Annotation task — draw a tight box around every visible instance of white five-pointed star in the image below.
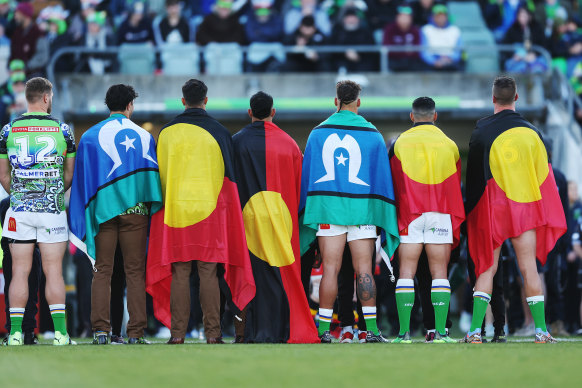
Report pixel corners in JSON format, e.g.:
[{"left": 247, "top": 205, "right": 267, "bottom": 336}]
[
  {"left": 120, "top": 135, "right": 136, "bottom": 152},
  {"left": 336, "top": 153, "right": 348, "bottom": 166}
]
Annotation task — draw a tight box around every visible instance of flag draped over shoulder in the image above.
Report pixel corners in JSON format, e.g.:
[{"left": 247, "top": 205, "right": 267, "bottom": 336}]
[
  {"left": 68, "top": 115, "right": 163, "bottom": 262},
  {"left": 146, "top": 108, "right": 255, "bottom": 328},
  {"left": 389, "top": 123, "right": 465, "bottom": 247},
  {"left": 299, "top": 110, "right": 399, "bottom": 258},
  {"left": 233, "top": 121, "right": 319, "bottom": 344},
  {"left": 466, "top": 110, "right": 567, "bottom": 277}
]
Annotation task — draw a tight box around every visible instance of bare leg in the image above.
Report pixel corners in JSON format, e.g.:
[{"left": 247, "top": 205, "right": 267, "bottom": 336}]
[
  {"left": 426, "top": 244, "right": 451, "bottom": 279},
  {"left": 8, "top": 243, "right": 35, "bottom": 308},
  {"left": 474, "top": 246, "right": 501, "bottom": 294},
  {"left": 512, "top": 230, "right": 542, "bottom": 297},
  {"left": 349, "top": 238, "right": 376, "bottom": 307},
  {"left": 38, "top": 242, "right": 67, "bottom": 305},
  {"left": 398, "top": 243, "right": 423, "bottom": 280},
  {"left": 318, "top": 234, "right": 346, "bottom": 309}
]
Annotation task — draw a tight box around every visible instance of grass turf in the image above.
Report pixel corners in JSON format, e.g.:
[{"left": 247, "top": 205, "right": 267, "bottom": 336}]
[{"left": 0, "top": 338, "right": 579, "bottom": 388}]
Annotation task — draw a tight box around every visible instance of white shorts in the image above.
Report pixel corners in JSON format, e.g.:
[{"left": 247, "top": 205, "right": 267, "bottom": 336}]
[
  {"left": 2, "top": 208, "right": 69, "bottom": 243},
  {"left": 399, "top": 212, "right": 452, "bottom": 244},
  {"left": 316, "top": 224, "right": 377, "bottom": 242}
]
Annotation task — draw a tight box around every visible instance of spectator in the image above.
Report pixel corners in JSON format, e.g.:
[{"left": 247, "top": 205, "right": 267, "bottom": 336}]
[
  {"left": 533, "top": 0, "right": 570, "bottom": 38},
  {"left": 330, "top": 7, "right": 377, "bottom": 72},
  {"left": 0, "top": 60, "right": 25, "bottom": 127},
  {"left": 558, "top": 17, "right": 582, "bottom": 76},
  {"left": 245, "top": 0, "right": 284, "bottom": 43},
  {"left": 284, "top": 15, "right": 330, "bottom": 72},
  {"left": 10, "top": 2, "right": 49, "bottom": 76},
  {"left": 502, "top": 7, "right": 547, "bottom": 72},
  {"left": 321, "top": 0, "right": 368, "bottom": 26},
  {"left": 117, "top": 1, "right": 154, "bottom": 45},
  {"left": 284, "top": 0, "right": 331, "bottom": 37},
  {"left": 195, "top": 0, "right": 245, "bottom": 46},
  {"left": 480, "top": 0, "right": 503, "bottom": 31},
  {"left": 155, "top": 0, "right": 189, "bottom": 45},
  {"left": 367, "top": 0, "right": 400, "bottom": 32},
  {"left": 411, "top": 0, "right": 435, "bottom": 27},
  {"left": 492, "top": 0, "right": 522, "bottom": 42},
  {"left": 420, "top": 4, "right": 462, "bottom": 71},
  {"left": 83, "top": 11, "right": 116, "bottom": 74},
  {"left": 0, "top": 0, "right": 14, "bottom": 37},
  {"left": 383, "top": 5, "right": 422, "bottom": 71},
  {"left": 38, "top": 5, "right": 75, "bottom": 72}
]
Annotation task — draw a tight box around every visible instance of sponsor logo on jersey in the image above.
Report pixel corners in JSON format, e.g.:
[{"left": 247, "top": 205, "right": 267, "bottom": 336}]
[
  {"left": 8, "top": 217, "right": 16, "bottom": 232},
  {"left": 12, "top": 126, "right": 59, "bottom": 133},
  {"left": 14, "top": 169, "right": 60, "bottom": 179},
  {"left": 319, "top": 224, "right": 331, "bottom": 230},
  {"left": 429, "top": 227, "right": 449, "bottom": 236},
  {"left": 45, "top": 226, "right": 66, "bottom": 235},
  {"left": 401, "top": 227, "right": 408, "bottom": 236}
]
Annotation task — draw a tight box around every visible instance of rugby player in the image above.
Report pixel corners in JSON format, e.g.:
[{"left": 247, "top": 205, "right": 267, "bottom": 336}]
[{"left": 0, "top": 77, "right": 75, "bottom": 346}]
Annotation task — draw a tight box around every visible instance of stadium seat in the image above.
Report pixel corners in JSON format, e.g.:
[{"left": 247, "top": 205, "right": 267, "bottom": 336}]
[
  {"left": 247, "top": 42, "right": 286, "bottom": 66},
  {"left": 118, "top": 43, "right": 156, "bottom": 75},
  {"left": 161, "top": 43, "right": 200, "bottom": 75},
  {"left": 448, "top": 1, "right": 487, "bottom": 29},
  {"left": 203, "top": 43, "right": 243, "bottom": 75}
]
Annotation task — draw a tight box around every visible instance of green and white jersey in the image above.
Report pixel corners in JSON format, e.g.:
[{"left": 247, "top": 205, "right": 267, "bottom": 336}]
[{"left": 0, "top": 112, "right": 76, "bottom": 214}]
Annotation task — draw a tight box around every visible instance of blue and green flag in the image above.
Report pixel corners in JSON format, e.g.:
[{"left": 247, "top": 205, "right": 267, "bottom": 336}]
[
  {"left": 299, "top": 110, "right": 399, "bottom": 257},
  {"left": 68, "top": 114, "right": 163, "bottom": 263}
]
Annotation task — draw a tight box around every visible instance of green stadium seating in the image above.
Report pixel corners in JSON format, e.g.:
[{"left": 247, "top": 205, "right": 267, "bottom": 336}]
[{"left": 118, "top": 43, "right": 156, "bottom": 75}]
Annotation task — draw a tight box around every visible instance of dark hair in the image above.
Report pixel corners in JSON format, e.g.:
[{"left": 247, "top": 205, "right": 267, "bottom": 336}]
[
  {"left": 412, "top": 96, "right": 436, "bottom": 119},
  {"left": 25, "top": 77, "right": 52, "bottom": 104},
  {"left": 301, "top": 15, "right": 315, "bottom": 27},
  {"left": 166, "top": 0, "right": 180, "bottom": 7},
  {"left": 182, "top": 79, "right": 208, "bottom": 107},
  {"left": 336, "top": 80, "right": 361, "bottom": 107},
  {"left": 105, "top": 84, "right": 138, "bottom": 112},
  {"left": 493, "top": 76, "right": 517, "bottom": 106},
  {"left": 250, "top": 91, "right": 273, "bottom": 120}
]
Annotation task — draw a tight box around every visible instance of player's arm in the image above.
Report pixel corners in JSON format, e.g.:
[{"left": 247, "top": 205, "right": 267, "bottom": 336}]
[
  {"left": 0, "top": 158, "right": 10, "bottom": 193},
  {"left": 62, "top": 123, "right": 76, "bottom": 191}
]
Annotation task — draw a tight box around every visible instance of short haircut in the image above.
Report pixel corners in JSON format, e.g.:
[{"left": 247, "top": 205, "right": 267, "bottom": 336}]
[
  {"left": 250, "top": 91, "right": 273, "bottom": 120},
  {"left": 166, "top": 0, "right": 180, "bottom": 7},
  {"left": 182, "top": 79, "right": 208, "bottom": 107},
  {"left": 336, "top": 80, "right": 361, "bottom": 105},
  {"left": 25, "top": 77, "right": 52, "bottom": 104},
  {"left": 105, "top": 84, "right": 138, "bottom": 112},
  {"left": 412, "top": 96, "right": 436, "bottom": 119},
  {"left": 493, "top": 76, "right": 517, "bottom": 106}
]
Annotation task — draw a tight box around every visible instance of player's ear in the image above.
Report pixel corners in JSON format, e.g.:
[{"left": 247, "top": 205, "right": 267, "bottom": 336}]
[
  {"left": 271, "top": 108, "right": 276, "bottom": 118},
  {"left": 334, "top": 97, "right": 338, "bottom": 107},
  {"left": 409, "top": 112, "right": 414, "bottom": 122},
  {"left": 181, "top": 97, "right": 186, "bottom": 107},
  {"left": 356, "top": 98, "right": 361, "bottom": 107},
  {"left": 492, "top": 95, "right": 497, "bottom": 104},
  {"left": 515, "top": 93, "right": 519, "bottom": 101},
  {"left": 247, "top": 108, "right": 253, "bottom": 119},
  {"left": 204, "top": 96, "right": 209, "bottom": 106},
  {"left": 433, "top": 112, "right": 438, "bottom": 122}
]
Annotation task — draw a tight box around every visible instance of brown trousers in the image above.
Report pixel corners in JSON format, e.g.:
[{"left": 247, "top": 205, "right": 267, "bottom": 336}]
[
  {"left": 91, "top": 214, "right": 148, "bottom": 338},
  {"left": 170, "top": 261, "right": 221, "bottom": 339}
]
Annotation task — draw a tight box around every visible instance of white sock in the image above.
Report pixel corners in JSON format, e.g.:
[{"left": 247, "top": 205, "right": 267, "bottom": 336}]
[{"left": 341, "top": 325, "right": 353, "bottom": 335}]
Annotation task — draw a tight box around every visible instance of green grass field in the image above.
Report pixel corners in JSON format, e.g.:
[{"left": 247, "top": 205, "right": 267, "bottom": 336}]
[{"left": 1, "top": 338, "right": 580, "bottom": 388}]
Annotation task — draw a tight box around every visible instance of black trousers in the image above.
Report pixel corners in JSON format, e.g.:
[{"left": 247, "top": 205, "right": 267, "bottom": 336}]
[
  {"left": 2, "top": 238, "right": 42, "bottom": 333},
  {"left": 544, "top": 251, "right": 566, "bottom": 323},
  {"left": 74, "top": 250, "right": 93, "bottom": 336},
  {"left": 110, "top": 245, "right": 126, "bottom": 337}
]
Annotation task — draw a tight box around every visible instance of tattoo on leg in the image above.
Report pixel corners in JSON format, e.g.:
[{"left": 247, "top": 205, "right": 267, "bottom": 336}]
[{"left": 356, "top": 273, "right": 376, "bottom": 302}]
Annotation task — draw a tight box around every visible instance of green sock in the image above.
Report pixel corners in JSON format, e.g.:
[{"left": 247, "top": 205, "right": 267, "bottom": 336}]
[
  {"left": 50, "top": 304, "right": 67, "bottom": 335},
  {"left": 431, "top": 279, "right": 451, "bottom": 335},
  {"left": 395, "top": 279, "right": 415, "bottom": 335},
  {"left": 527, "top": 296, "right": 547, "bottom": 332},
  {"left": 362, "top": 306, "right": 379, "bottom": 334},
  {"left": 318, "top": 308, "right": 332, "bottom": 335},
  {"left": 470, "top": 292, "right": 491, "bottom": 333},
  {"left": 9, "top": 308, "right": 24, "bottom": 335}
]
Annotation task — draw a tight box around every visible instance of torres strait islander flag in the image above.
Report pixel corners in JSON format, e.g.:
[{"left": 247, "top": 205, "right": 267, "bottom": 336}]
[
  {"left": 299, "top": 110, "right": 400, "bottom": 258},
  {"left": 68, "top": 114, "right": 163, "bottom": 263},
  {"left": 465, "top": 110, "right": 567, "bottom": 277},
  {"left": 389, "top": 123, "right": 465, "bottom": 247},
  {"left": 233, "top": 121, "right": 319, "bottom": 343},
  {"left": 146, "top": 108, "right": 255, "bottom": 328}
]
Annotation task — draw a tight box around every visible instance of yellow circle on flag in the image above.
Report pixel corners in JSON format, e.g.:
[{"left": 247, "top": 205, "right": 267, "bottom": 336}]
[
  {"left": 395, "top": 125, "right": 459, "bottom": 184},
  {"left": 489, "top": 127, "right": 549, "bottom": 203},
  {"left": 158, "top": 123, "right": 225, "bottom": 228},
  {"left": 242, "top": 191, "right": 295, "bottom": 268}
]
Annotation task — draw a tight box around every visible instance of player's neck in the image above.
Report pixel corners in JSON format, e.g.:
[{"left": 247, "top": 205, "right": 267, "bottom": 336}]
[
  {"left": 26, "top": 105, "right": 48, "bottom": 114},
  {"left": 110, "top": 111, "right": 130, "bottom": 118},
  {"left": 252, "top": 117, "right": 273, "bottom": 123},
  {"left": 338, "top": 107, "right": 358, "bottom": 114},
  {"left": 493, "top": 104, "right": 515, "bottom": 114}
]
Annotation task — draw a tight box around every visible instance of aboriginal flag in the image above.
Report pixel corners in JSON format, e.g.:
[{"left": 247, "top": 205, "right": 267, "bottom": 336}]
[
  {"left": 389, "top": 123, "right": 465, "bottom": 247},
  {"left": 146, "top": 108, "right": 255, "bottom": 328},
  {"left": 465, "top": 110, "right": 567, "bottom": 277},
  {"left": 233, "top": 121, "right": 319, "bottom": 343}
]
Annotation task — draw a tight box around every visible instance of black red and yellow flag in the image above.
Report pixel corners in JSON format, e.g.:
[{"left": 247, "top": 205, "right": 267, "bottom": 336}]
[
  {"left": 465, "top": 110, "right": 567, "bottom": 276},
  {"left": 233, "top": 121, "right": 319, "bottom": 343},
  {"left": 146, "top": 108, "right": 255, "bottom": 328},
  {"left": 389, "top": 123, "right": 465, "bottom": 247}
]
